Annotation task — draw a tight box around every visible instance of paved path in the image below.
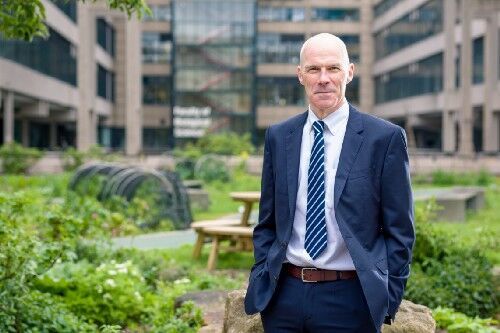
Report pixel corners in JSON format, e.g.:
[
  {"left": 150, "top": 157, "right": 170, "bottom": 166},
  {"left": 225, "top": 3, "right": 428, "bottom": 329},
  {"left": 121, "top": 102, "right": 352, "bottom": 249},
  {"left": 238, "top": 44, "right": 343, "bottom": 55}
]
[
  {"left": 112, "top": 229, "right": 197, "bottom": 250},
  {"left": 112, "top": 212, "right": 258, "bottom": 250}
]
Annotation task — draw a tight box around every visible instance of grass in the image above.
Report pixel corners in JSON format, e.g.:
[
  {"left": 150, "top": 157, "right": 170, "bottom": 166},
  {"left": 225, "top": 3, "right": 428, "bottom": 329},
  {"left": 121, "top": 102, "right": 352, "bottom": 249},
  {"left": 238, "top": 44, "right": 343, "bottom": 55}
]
[
  {"left": 429, "top": 181, "right": 500, "bottom": 265},
  {"left": 192, "top": 169, "right": 261, "bottom": 221}
]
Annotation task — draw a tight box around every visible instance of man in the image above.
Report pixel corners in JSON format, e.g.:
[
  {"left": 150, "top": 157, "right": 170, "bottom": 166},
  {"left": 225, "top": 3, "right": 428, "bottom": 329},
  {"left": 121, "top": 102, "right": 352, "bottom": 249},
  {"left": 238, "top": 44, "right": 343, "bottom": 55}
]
[{"left": 244, "top": 33, "right": 415, "bottom": 332}]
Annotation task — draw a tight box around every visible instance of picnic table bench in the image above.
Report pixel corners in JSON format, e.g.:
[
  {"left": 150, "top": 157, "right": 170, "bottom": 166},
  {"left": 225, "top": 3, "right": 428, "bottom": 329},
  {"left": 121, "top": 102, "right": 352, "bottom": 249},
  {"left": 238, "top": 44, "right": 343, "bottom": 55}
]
[
  {"left": 202, "top": 226, "right": 254, "bottom": 270},
  {"left": 191, "top": 191, "right": 260, "bottom": 270}
]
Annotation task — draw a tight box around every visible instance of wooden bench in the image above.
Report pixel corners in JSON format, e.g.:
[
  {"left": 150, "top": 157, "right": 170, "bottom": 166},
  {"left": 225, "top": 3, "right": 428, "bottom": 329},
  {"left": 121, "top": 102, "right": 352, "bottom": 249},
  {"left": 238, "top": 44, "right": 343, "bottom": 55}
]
[
  {"left": 191, "top": 219, "right": 241, "bottom": 259},
  {"left": 202, "top": 226, "right": 254, "bottom": 270}
]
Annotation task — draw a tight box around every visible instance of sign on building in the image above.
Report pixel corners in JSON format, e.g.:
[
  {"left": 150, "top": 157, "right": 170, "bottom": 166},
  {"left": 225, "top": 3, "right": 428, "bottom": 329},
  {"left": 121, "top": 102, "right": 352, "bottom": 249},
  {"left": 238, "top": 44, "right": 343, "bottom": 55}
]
[{"left": 173, "top": 106, "right": 212, "bottom": 138}]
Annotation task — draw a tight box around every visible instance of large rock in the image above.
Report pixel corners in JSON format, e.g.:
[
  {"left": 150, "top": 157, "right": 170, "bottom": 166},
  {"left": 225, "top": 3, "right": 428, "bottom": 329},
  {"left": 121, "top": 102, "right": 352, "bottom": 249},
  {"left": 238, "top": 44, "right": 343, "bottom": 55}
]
[{"left": 223, "top": 290, "right": 435, "bottom": 333}]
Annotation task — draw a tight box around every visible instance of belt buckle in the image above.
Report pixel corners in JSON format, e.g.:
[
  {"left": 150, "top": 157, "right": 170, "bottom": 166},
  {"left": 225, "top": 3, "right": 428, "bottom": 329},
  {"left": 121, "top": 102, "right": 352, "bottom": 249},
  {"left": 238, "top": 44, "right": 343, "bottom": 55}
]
[{"left": 301, "top": 267, "right": 317, "bottom": 282}]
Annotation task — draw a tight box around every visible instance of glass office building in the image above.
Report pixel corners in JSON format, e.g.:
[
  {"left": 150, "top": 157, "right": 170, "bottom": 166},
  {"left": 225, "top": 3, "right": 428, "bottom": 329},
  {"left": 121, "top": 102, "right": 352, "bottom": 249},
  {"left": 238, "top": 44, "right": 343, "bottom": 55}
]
[
  {"left": 2, "top": 0, "right": 497, "bottom": 154},
  {"left": 172, "top": 0, "right": 256, "bottom": 143}
]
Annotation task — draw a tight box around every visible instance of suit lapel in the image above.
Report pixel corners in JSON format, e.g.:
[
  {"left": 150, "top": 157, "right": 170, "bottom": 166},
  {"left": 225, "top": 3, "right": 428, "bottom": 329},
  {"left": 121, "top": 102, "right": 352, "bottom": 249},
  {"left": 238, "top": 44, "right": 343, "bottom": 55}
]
[
  {"left": 286, "top": 112, "right": 307, "bottom": 221},
  {"left": 334, "top": 105, "right": 364, "bottom": 208}
]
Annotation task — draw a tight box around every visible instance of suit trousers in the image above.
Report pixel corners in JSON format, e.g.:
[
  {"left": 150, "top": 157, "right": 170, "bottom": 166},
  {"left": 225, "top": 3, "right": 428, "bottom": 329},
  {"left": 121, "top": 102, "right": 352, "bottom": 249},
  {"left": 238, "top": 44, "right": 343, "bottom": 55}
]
[{"left": 260, "top": 270, "right": 377, "bottom": 333}]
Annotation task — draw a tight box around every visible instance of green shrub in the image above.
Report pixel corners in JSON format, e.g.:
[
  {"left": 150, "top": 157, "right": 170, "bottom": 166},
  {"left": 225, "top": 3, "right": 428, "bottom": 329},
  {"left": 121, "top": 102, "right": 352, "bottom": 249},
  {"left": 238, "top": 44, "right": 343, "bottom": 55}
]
[
  {"left": 35, "top": 260, "right": 151, "bottom": 327},
  {"left": 62, "top": 147, "right": 86, "bottom": 171},
  {"left": 0, "top": 142, "right": 42, "bottom": 174},
  {"left": 408, "top": 200, "right": 499, "bottom": 318},
  {"left": 430, "top": 170, "right": 494, "bottom": 186},
  {"left": 194, "top": 155, "right": 230, "bottom": 183},
  {"left": 406, "top": 248, "right": 497, "bottom": 318},
  {"left": 433, "top": 307, "right": 499, "bottom": 333},
  {"left": 197, "top": 132, "right": 254, "bottom": 155}
]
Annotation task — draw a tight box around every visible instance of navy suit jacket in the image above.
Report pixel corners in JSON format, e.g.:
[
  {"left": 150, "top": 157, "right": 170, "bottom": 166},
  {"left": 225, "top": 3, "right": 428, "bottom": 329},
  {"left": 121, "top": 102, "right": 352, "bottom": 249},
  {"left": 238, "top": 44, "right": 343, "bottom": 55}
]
[{"left": 244, "top": 105, "right": 415, "bottom": 330}]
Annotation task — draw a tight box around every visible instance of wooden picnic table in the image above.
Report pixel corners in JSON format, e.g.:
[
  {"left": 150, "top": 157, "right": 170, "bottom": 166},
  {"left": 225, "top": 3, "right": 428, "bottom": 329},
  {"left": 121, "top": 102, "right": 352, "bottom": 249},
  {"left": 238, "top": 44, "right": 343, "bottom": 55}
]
[
  {"left": 190, "top": 191, "right": 261, "bottom": 270},
  {"left": 230, "top": 191, "right": 261, "bottom": 226}
]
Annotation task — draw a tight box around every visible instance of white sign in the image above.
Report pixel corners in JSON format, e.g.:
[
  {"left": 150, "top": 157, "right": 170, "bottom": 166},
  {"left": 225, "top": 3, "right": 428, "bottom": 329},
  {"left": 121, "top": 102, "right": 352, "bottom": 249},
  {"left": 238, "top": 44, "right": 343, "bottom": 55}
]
[{"left": 173, "top": 106, "right": 212, "bottom": 138}]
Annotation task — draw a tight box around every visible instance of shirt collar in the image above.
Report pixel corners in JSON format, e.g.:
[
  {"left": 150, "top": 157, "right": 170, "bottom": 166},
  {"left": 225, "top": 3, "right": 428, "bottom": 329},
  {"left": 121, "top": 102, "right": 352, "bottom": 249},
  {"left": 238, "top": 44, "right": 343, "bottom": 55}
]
[{"left": 306, "top": 100, "right": 350, "bottom": 135}]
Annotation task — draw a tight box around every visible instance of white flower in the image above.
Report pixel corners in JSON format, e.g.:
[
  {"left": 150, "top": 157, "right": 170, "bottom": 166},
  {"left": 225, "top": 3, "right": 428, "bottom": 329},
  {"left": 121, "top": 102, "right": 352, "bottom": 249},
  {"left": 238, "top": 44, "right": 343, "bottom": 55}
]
[
  {"left": 174, "top": 278, "right": 191, "bottom": 285},
  {"left": 96, "top": 285, "right": 103, "bottom": 294},
  {"left": 103, "top": 293, "right": 112, "bottom": 300},
  {"left": 105, "top": 279, "right": 116, "bottom": 287},
  {"left": 134, "top": 291, "right": 143, "bottom": 301},
  {"left": 108, "top": 270, "right": 117, "bottom": 276}
]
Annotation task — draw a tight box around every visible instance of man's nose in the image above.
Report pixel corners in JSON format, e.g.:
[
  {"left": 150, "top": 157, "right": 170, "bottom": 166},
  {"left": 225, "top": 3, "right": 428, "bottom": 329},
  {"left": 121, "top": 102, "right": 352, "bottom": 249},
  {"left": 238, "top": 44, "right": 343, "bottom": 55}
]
[{"left": 318, "top": 68, "right": 330, "bottom": 84}]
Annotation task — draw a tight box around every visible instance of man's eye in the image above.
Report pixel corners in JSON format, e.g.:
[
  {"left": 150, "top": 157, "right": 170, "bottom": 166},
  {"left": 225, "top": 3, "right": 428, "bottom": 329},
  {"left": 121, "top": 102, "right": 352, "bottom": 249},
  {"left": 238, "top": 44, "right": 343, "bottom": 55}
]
[{"left": 308, "top": 68, "right": 319, "bottom": 73}]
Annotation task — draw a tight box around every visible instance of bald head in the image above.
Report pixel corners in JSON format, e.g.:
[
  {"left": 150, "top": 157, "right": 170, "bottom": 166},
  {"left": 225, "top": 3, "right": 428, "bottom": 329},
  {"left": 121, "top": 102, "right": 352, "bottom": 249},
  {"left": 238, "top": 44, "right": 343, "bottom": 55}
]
[{"left": 299, "top": 33, "right": 350, "bottom": 68}]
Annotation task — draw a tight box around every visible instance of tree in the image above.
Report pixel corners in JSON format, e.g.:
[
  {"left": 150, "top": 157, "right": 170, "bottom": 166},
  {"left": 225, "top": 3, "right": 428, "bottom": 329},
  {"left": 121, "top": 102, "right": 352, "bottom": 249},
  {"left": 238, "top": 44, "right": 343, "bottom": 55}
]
[{"left": 0, "top": 0, "right": 150, "bottom": 41}]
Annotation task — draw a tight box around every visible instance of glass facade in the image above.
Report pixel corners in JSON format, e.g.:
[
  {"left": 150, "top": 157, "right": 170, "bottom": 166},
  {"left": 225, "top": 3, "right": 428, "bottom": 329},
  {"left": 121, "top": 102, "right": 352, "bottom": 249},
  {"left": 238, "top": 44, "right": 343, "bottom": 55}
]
[
  {"left": 311, "top": 8, "right": 359, "bottom": 22},
  {"left": 375, "top": 0, "right": 443, "bottom": 59},
  {"left": 346, "top": 77, "right": 359, "bottom": 105},
  {"left": 143, "top": 4, "right": 171, "bottom": 21},
  {"left": 455, "top": 37, "right": 484, "bottom": 86},
  {"left": 258, "top": 6, "right": 305, "bottom": 22},
  {"left": 29, "top": 122, "right": 50, "bottom": 149},
  {"left": 49, "top": 0, "right": 77, "bottom": 22},
  {"left": 375, "top": 53, "right": 443, "bottom": 103},
  {"left": 97, "top": 18, "right": 115, "bottom": 57},
  {"left": 142, "top": 32, "right": 172, "bottom": 63},
  {"left": 173, "top": 0, "right": 256, "bottom": 138},
  {"left": 0, "top": 28, "right": 77, "bottom": 86},
  {"left": 97, "top": 65, "right": 115, "bottom": 102},
  {"left": 98, "top": 127, "right": 125, "bottom": 150},
  {"left": 257, "top": 33, "right": 303, "bottom": 64},
  {"left": 143, "top": 128, "right": 170, "bottom": 150},
  {"left": 374, "top": 0, "right": 404, "bottom": 17},
  {"left": 341, "top": 34, "right": 360, "bottom": 63},
  {"left": 143, "top": 76, "right": 171, "bottom": 105},
  {"left": 258, "top": 77, "right": 304, "bottom": 106}
]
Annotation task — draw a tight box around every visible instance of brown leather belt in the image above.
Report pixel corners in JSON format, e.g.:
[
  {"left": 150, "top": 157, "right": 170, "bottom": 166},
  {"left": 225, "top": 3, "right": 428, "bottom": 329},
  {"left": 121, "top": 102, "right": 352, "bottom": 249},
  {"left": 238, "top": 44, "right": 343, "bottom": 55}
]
[{"left": 285, "top": 263, "right": 357, "bottom": 282}]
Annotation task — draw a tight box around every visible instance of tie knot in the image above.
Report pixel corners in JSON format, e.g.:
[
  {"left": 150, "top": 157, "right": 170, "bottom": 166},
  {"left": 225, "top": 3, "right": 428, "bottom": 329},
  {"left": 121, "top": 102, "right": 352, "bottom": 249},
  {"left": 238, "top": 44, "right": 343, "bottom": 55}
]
[{"left": 313, "top": 120, "right": 325, "bottom": 134}]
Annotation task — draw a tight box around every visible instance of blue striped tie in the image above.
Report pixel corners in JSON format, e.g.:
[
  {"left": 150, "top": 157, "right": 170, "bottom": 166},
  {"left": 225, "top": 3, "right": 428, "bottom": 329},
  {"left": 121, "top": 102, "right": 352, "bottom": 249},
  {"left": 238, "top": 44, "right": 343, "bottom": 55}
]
[{"left": 305, "top": 120, "right": 327, "bottom": 260}]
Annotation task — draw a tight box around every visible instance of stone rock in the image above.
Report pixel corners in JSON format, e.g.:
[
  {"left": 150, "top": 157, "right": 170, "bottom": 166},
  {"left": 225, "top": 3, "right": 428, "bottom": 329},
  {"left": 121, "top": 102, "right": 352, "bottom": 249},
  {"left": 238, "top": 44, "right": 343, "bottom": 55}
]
[
  {"left": 382, "top": 300, "right": 436, "bottom": 333},
  {"left": 223, "top": 290, "right": 435, "bottom": 333}
]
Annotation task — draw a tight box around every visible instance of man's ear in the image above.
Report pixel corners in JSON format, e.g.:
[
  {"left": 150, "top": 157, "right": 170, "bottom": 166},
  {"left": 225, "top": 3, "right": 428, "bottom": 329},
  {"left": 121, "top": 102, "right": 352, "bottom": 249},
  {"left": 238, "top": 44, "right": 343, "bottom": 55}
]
[
  {"left": 347, "top": 63, "right": 355, "bottom": 83},
  {"left": 297, "top": 65, "right": 304, "bottom": 85}
]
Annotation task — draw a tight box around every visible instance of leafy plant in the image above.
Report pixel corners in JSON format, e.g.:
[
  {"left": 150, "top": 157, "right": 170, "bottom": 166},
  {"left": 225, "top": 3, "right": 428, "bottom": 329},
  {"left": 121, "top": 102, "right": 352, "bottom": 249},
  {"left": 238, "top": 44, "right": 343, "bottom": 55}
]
[
  {"left": 0, "top": 0, "right": 150, "bottom": 41},
  {"left": 194, "top": 155, "right": 230, "bottom": 183},
  {"left": 407, "top": 199, "right": 499, "bottom": 318},
  {"left": 0, "top": 142, "right": 42, "bottom": 174},
  {"left": 433, "top": 307, "right": 499, "bottom": 333},
  {"left": 62, "top": 147, "right": 86, "bottom": 171}
]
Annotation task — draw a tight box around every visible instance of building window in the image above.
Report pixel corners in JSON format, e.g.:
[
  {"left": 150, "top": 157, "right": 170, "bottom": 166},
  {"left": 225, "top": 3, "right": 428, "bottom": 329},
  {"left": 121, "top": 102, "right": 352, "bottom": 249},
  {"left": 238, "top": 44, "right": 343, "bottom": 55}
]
[
  {"left": 97, "top": 18, "right": 115, "bottom": 57},
  {"left": 258, "top": 33, "right": 303, "bottom": 64},
  {"left": 143, "top": 128, "right": 170, "bottom": 150},
  {"left": 143, "top": 4, "right": 171, "bottom": 21},
  {"left": 258, "top": 77, "right": 304, "bottom": 106},
  {"left": 143, "top": 76, "right": 171, "bottom": 105},
  {"left": 374, "top": 0, "right": 404, "bottom": 17},
  {"left": 311, "top": 8, "right": 359, "bottom": 22},
  {"left": 49, "top": 0, "right": 77, "bottom": 22},
  {"left": 455, "top": 37, "right": 485, "bottom": 86},
  {"left": 98, "top": 127, "right": 125, "bottom": 150},
  {"left": 374, "top": 0, "right": 443, "bottom": 59},
  {"left": 345, "top": 77, "right": 359, "bottom": 105},
  {"left": 340, "top": 35, "right": 360, "bottom": 63},
  {"left": 258, "top": 6, "right": 305, "bottom": 22},
  {"left": 375, "top": 53, "right": 443, "bottom": 103},
  {"left": 0, "top": 28, "right": 77, "bottom": 86},
  {"left": 142, "top": 32, "right": 172, "bottom": 63},
  {"left": 97, "top": 65, "right": 115, "bottom": 102}
]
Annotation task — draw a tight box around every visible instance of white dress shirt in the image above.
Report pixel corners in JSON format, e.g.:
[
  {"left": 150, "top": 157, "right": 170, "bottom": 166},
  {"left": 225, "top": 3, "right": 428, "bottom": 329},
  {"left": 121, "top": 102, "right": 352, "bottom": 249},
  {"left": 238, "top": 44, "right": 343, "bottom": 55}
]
[{"left": 285, "top": 100, "right": 355, "bottom": 270}]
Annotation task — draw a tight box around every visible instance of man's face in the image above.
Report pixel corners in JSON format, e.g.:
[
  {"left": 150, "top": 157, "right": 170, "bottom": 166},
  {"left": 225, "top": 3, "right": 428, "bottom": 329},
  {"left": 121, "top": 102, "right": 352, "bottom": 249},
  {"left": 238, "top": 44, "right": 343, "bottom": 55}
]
[{"left": 297, "top": 42, "right": 354, "bottom": 115}]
